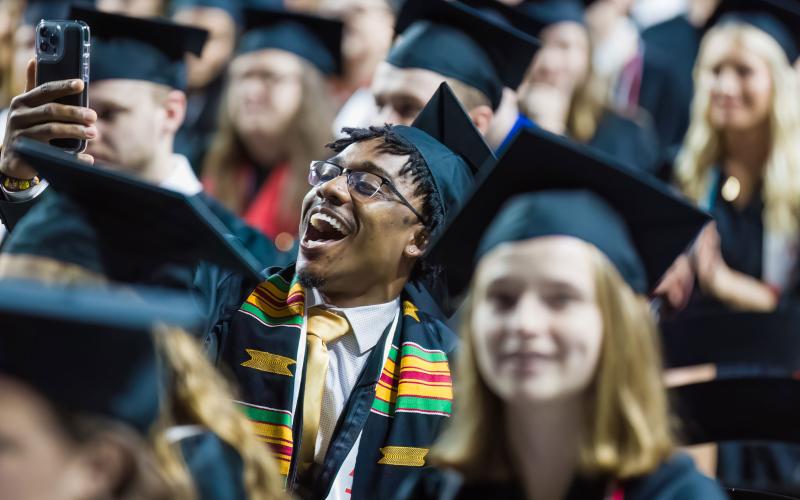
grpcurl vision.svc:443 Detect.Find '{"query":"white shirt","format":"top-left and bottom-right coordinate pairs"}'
top-left (307, 288), bottom-right (401, 463)
top-left (160, 154), bottom-right (202, 196)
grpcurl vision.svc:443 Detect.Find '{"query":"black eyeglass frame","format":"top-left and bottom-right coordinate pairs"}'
top-left (308, 160), bottom-right (428, 225)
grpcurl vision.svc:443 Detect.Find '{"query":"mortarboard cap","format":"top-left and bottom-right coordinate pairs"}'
top-left (460, 0), bottom-right (585, 39)
top-left (0, 281), bottom-right (202, 434)
top-left (171, 0), bottom-right (244, 26)
top-left (23, 0), bottom-right (94, 26)
top-left (10, 138), bottom-right (264, 284)
top-left (393, 83), bottom-right (496, 238)
top-left (707, 0), bottom-right (800, 62)
top-left (671, 377), bottom-right (800, 445)
top-left (661, 311), bottom-right (800, 371)
top-left (238, 7), bottom-right (344, 75)
top-left (393, 83), bottom-right (496, 315)
top-left (69, 6), bottom-right (209, 89)
top-left (427, 127), bottom-right (709, 307)
top-left (388, 0), bottom-right (540, 110)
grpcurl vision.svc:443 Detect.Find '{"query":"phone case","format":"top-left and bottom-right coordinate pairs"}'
top-left (35, 20), bottom-right (90, 153)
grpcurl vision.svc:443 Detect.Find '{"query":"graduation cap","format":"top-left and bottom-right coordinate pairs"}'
top-left (238, 7), bottom-right (344, 75)
top-left (23, 0), bottom-right (94, 26)
top-left (394, 83), bottom-right (496, 316)
top-left (661, 311), bottom-right (800, 372)
top-left (0, 281), bottom-right (202, 434)
top-left (69, 6), bottom-right (209, 89)
top-left (9, 138), bottom-right (264, 284)
top-left (671, 377), bottom-right (800, 445)
top-left (395, 83), bottom-right (496, 238)
top-left (427, 127), bottom-right (709, 308)
top-left (707, 0), bottom-right (800, 62)
top-left (171, 0), bottom-right (244, 26)
top-left (388, 0), bottom-right (541, 110)
top-left (459, 0), bottom-right (586, 39)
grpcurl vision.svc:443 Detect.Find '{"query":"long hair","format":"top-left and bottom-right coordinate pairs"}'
top-left (567, 63), bottom-right (609, 143)
top-left (202, 58), bottom-right (336, 220)
top-left (56, 411), bottom-right (179, 500)
top-left (676, 23), bottom-right (800, 234)
top-left (431, 243), bottom-right (674, 481)
top-left (151, 327), bottom-right (285, 500)
top-left (518, 32), bottom-right (608, 143)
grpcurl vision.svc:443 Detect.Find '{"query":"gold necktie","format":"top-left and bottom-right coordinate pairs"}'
top-left (299, 307), bottom-right (351, 467)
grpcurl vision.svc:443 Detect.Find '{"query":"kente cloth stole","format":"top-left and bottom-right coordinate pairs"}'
top-left (227, 268), bottom-right (455, 489)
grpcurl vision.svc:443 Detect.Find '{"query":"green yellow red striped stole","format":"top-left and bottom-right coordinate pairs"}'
top-left (239, 273), bottom-right (305, 329)
top-left (236, 401), bottom-right (294, 475)
top-left (231, 270), bottom-right (455, 477)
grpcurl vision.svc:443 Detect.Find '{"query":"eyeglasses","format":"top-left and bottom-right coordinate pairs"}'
top-left (308, 160), bottom-right (427, 224)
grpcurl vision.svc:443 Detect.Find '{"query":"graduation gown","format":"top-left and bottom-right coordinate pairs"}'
top-left (641, 14), bottom-right (701, 147)
top-left (203, 265), bottom-right (458, 499)
top-left (395, 454), bottom-right (727, 500)
top-left (588, 111), bottom-right (660, 175)
top-left (177, 430), bottom-right (247, 500)
top-left (638, 44), bottom-right (689, 149)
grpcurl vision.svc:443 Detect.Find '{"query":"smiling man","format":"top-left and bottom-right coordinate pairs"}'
top-left (201, 84), bottom-right (494, 500)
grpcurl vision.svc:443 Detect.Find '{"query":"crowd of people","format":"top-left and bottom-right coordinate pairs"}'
top-left (1, 0), bottom-right (800, 499)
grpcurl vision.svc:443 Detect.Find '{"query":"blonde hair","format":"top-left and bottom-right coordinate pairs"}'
top-left (676, 23), bottom-right (800, 234)
top-left (431, 243), bottom-right (674, 481)
top-left (567, 66), bottom-right (609, 143)
top-left (151, 327), bottom-right (285, 500)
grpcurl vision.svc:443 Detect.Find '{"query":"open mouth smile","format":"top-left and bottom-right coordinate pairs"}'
top-left (301, 208), bottom-right (354, 250)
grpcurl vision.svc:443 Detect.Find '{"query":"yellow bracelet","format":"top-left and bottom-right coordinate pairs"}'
top-left (1, 175), bottom-right (40, 192)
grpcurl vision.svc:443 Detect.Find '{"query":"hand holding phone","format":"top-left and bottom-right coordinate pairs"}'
top-left (0, 21), bottom-right (96, 181)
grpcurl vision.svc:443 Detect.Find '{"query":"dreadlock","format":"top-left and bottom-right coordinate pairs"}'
top-left (327, 125), bottom-right (445, 282)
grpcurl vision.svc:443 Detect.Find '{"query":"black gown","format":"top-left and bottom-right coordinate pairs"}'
top-left (641, 14), bottom-right (702, 150)
top-left (588, 111), bottom-right (660, 175)
top-left (672, 170), bottom-right (800, 496)
top-left (394, 454), bottom-right (727, 500)
top-left (639, 43), bottom-right (690, 150)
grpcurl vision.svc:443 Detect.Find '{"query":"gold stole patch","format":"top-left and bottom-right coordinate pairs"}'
top-left (377, 446), bottom-right (428, 467)
top-left (241, 349), bottom-right (296, 376)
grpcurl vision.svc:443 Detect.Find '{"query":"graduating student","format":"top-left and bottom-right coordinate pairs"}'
top-left (171, 0), bottom-right (242, 172)
top-left (0, 83), bottom-right (496, 499)
top-left (582, 0), bottom-right (687, 150)
top-left (370, 0), bottom-right (540, 150)
top-left (396, 127), bottom-right (723, 500)
top-left (510, 0), bottom-right (661, 173)
top-left (672, 0), bottom-right (800, 313)
top-left (0, 281), bottom-right (287, 500)
top-left (0, 7), bottom-right (277, 264)
top-left (201, 7), bottom-right (341, 250)
top-left (200, 84), bottom-right (494, 499)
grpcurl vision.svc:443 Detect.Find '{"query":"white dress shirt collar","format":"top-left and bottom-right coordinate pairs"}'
top-left (307, 288), bottom-right (400, 355)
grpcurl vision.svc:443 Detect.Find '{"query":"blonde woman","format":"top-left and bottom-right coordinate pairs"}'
top-left (675, 5), bottom-right (800, 312)
top-left (202, 8), bottom-right (339, 250)
top-left (396, 130), bottom-right (724, 500)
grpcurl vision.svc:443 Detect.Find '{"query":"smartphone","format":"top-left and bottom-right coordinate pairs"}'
top-left (35, 19), bottom-right (91, 154)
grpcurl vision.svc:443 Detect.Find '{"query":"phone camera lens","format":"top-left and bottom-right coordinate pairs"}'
top-left (39, 40), bottom-right (49, 52)
top-left (39, 26), bottom-right (48, 37)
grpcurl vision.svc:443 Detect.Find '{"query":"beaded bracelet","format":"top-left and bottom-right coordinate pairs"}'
top-left (1, 174), bottom-right (40, 192)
